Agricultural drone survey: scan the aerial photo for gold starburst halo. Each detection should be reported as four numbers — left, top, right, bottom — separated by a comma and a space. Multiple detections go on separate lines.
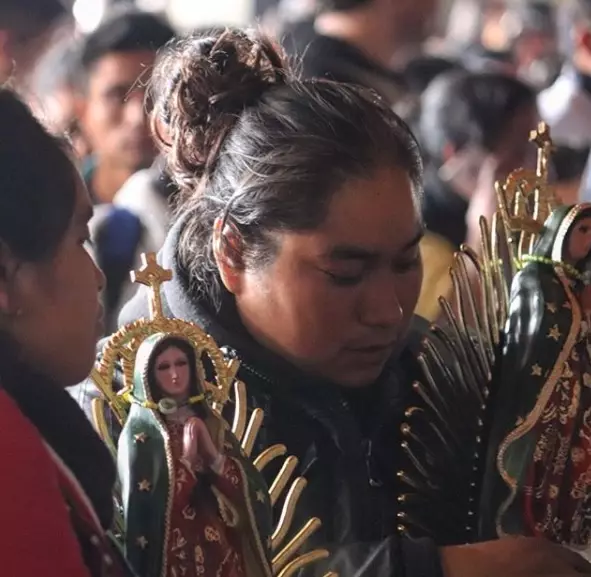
90, 252, 238, 425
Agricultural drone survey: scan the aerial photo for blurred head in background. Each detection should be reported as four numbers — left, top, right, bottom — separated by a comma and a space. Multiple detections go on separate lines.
315, 0, 438, 67
0, 0, 70, 90
419, 70, 537, 195
509, 1, 559, 89
569, 0, 591, 77
75, 7, 174, 204
31, 36, 89, 159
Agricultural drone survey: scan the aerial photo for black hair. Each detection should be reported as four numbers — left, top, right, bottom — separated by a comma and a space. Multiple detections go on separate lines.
403, 56, 462, 95
573, 0, 591, 24
316, 0, 373, 11
147, 336, 208, 419
0, 91, 117, 529
0, 89, 77, 261
0, 0, 67, 39
151, 28, 423, 309
79, 7, 174, 78
34, 35, 82, 96
419, 70, 536, 164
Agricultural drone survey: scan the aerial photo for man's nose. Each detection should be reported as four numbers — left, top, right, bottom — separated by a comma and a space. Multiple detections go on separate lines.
125, 95, 147, 126
359, 279, 404, 328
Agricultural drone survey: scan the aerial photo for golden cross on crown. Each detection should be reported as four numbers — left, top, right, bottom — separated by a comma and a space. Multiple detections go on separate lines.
529, 121, 554, 181
130, 252, 173, 319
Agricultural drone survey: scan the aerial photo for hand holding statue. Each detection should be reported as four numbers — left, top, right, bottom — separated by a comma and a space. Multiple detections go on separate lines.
440, 537, 591, 577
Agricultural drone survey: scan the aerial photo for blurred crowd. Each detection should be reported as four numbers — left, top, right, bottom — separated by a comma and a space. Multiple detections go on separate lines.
2, 0, 591, 327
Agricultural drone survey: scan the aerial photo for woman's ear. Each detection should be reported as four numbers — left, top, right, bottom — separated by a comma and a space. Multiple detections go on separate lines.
213, 217, 245, 295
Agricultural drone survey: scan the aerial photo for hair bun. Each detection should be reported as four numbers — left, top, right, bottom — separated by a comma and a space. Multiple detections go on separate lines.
152, 28, 290, 192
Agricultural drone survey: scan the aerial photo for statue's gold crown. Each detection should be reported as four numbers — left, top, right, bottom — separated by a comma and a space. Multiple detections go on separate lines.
495, 122, 561, 243
91, 253, 237, 424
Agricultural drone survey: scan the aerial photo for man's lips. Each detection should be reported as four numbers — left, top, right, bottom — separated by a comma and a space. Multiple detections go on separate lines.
346, 340, 398, 353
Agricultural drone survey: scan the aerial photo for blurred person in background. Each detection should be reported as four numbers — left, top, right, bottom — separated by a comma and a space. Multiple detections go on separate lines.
32, 35, 90, 159
400, 55, 462, 131
444, 0, 559, 84
415, 70, 538, 321
538, 0, 591, 197
299, 0, 438, 109
74, 7, 174, 334
509, 1, 560, 90
264, 0, 317, 56
75, 7, 174, 205
0, 0, 71, 94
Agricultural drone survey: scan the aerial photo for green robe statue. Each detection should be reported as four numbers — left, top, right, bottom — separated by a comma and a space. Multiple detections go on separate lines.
117, 333, 273, 577
479, 203, 591, 548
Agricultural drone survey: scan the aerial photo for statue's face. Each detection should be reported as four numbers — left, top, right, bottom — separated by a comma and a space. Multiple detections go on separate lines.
153, 346, 191, 400
566, 216, 591, 263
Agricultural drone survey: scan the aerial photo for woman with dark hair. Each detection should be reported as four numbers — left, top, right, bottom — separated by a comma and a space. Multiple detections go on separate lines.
0, 88, 132, 577
106, 28, 590, 577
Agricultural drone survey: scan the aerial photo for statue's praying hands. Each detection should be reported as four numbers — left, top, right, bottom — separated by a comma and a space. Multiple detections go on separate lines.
183, 415, 226, 474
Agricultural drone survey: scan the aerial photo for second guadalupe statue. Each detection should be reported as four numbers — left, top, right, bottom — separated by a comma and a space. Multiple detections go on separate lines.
480, 201, 591, 545
394, 123, 591, 554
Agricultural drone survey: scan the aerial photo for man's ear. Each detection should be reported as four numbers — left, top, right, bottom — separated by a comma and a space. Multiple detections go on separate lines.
73, 88, 90, 133
574, 24, 591, 54
212, 217, 245, 295
0, 30, 15, 82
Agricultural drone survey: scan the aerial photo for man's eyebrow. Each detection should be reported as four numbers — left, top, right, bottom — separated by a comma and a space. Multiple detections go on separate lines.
323, 230, 424, 261
403, 229, 425, 251
324, 245, 379, 262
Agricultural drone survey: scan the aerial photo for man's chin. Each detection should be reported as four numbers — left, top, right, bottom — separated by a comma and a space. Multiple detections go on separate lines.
121, 147, 156, 171
334, 358, 392, 388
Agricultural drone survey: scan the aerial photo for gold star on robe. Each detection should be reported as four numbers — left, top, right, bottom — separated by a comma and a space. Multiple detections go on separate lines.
531, 364, 543, 376
547, 324, 562, 341
134, 432, 148, 444
136, 536, 148, 549
138, 479, 151, 492
545, 302, 557, 313
256, 490, 266, 503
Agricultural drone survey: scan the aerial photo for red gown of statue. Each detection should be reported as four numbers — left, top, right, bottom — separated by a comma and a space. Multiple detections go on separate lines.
523, 318, 591, 545
165, 421, 248, 577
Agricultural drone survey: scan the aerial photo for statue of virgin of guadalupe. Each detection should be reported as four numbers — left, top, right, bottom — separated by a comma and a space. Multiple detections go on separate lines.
479, 203, 591, 548
117, 332, 273, 577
